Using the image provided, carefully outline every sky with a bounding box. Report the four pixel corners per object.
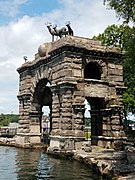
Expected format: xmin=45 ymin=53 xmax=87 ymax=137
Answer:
xmin=0 ymin=0 xmax=123 ymax=114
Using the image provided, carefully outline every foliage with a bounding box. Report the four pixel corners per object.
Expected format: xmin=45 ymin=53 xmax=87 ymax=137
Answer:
xmin=103 ymin=0 xmax=135 ymax=116
xmin=84 ymin=117 xmax=91 ymax=127
xmin=103 ymin=0 xmax=135 ymax=23
xmin=93 ymin=24 xmax=133 ymax=50
xmin=123 ymin=88 xmax=135 ymax=114
xmin=0 ymin=114 xmax=19 ymax=127
xmin=93 ymin=24 xmax=135 ymax=117
xmin=124 ymin=27 xmax=135 ymax=89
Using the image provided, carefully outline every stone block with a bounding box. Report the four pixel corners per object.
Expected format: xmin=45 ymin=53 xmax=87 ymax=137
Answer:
xmin=49 ymin=138 xmax=60 ymax=151
xmin=51 ymin=129 xmax=61 ymax=136
xmin=52 ymin=123 xmax=59 ymax=129
xmin=61 ymin=139 xmax=75 ymax=150
xmin=74 ymin=69 xmax=82 ymax=77
xmin=30 ymin=125 xmax=40 ymax=133
xmin=112 ymin=125 xmax=122 ymax=131
xmin=74 ymin=130 xmax=84 ymax=137
xmin=75 ymin=141 xmax=83 ymax=150
xmin=111 ymin=119 xmax=120 ymax=125
xmin=61 ymin=123 xmax=72 ymax=130
xmin=30 ymin=136 xmax=41 ymax=144
xmin=98 ymin=140 xmax=111 ymax=149
xmin=103 ymin=124 xmax=111 ymax=130
xmin=19 ymin=120 xmax=29 ymax=124
xmin=74 ymin=124 xmax=83 ymax=130
xmin=61 ymin=130 xmax=74 ymax=136
xmin=74 ymin=119 xmax=83 ymax=124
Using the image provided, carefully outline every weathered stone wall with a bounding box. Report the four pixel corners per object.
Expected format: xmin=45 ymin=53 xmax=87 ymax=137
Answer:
xmin=16 ymin=36 xmax=126 ymax=149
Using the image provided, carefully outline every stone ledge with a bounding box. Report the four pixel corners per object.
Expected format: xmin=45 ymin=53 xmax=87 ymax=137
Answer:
xmin=17 ymin=35 xmax=123 ymax=73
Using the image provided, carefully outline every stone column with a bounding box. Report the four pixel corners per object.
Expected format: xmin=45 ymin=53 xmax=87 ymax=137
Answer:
xmin=17 ymin=95 xmax=31 ymax=134
xmin=96 ymin=106 xmax=126 ymax=148
xmin=49 ymin=83 xmax=79 ymax=152
xmin=60 ymin=86 xmax=74 ymax=136
xmin=50 ymin=86 xmax=61 ymax=136
xmin=16 ymin=95 xmax=42 ymax=147
xmin=72 ymin=105 xmax=85 ymax=137
xmin=109 ymin=106 xmax=125 ymax=137
xmin=28 ymin=111 xmax=42 ymax=144
xmin=16 ymin=94 xmax=31 ymax=147
xmin=72 ymin=104 xmax=85 ymax=150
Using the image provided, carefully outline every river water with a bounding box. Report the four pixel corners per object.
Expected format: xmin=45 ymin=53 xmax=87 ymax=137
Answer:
xmin=0 ymin=146 xmax=102 ymax=180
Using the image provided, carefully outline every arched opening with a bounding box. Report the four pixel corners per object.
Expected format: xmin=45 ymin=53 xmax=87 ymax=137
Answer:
xmin=85 ymin=97 xmax=105 ymax=145
xmin=84 ymin=62 xmax=102 ymax=80
xmin=32 ymin=79 xmax=52 ymax=138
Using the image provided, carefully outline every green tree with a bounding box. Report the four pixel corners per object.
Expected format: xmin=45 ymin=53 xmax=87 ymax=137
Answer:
xmin=93 ymin=24 xmax=132 ymax=50
xmin=0 ymin=114 xmax=19 ymax=127
xmin=103 ymin=0 xmax=135 ymax=23
xmin=103 ymin=0 xmax=135 ymax=119
xmin=84 ymin=117 xmax=91 ymax=127
xmin=123 ymin=88 xmax=135 ymax=114
xmin=93 ymin=24 xmax=135 ymax=119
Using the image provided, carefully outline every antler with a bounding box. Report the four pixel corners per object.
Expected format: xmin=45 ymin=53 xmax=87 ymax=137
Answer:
xmin=45 ymin=22 xmax=52 ymax=26
xmin=52 ymin=24 xmax=57 ymax=28
xmin=65 ymin=21 xmax=71 ymax=25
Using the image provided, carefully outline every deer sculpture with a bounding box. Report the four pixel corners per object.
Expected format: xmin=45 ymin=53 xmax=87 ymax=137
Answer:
xmin=53 ymin=24 xmax=68 ymax=38
xmin=46 ymin=22 xmax=74 ymax=42
xmin=45 ymin=22 xmax=58 ymax=42
xmin=66 ymin=21 xmax=74 ymax=36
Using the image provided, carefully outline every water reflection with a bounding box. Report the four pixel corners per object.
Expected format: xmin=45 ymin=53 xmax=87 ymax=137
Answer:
xmin=36 ymin=153 xmax=54 ymax=179
xmin=0 ymin=146 xmax=18 ymax=180
xmin=0 ymin=146 xmax=101 ymax=180
xmin=16 ymin=148 xmax=41 ymax=180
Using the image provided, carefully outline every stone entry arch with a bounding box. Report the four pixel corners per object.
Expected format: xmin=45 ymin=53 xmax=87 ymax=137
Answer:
xmin=16 ymin=36 xmax=126 ymax=150
xmin=31 ymin=78 xmax=52 ymax=134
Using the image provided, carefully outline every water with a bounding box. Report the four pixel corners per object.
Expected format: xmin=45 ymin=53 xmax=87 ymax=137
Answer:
xmin=0 ymin=146 xmax=101 ymax=180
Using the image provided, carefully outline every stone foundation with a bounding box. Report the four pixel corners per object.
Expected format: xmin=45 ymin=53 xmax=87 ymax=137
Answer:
xmin=48 ymin=136 xmax=85 ymax=153
xmin=15 ymin=133 xmax=41 ymax=148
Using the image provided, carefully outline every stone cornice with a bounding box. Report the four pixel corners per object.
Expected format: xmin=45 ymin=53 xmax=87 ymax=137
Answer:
xmin=17 ymin=36 xmax=123 ymax=74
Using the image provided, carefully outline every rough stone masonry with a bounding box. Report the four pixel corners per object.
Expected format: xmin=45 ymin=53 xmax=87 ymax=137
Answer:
xmin=16 ymin=35 xmax=127 ymax=152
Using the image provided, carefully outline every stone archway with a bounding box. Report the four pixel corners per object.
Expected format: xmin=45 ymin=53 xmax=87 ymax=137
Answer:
xmin=31 ymin=78 xmax=52 ymax=135
xmin=16 ymin=36 xmax=126 ymax=150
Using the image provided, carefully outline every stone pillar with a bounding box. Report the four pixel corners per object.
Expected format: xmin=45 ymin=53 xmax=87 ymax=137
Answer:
xmin=16 ymin=95 xmax=42 ymax=147
xmin=96 ymin=106 xmax=126 ymax=148
xmin=49 ymin=83 xmax=85 ymax=152
xmin=17 ymin=95 xmax=31 ymax=134
xmin=28 ymin=111 xmax=42 ymax=144
xmin=50 ymin=87 xmax=61 ymax=136
xmin=109 ymin=106 xmax=125 ymax=137
xmin=72 ymin=104 xmax=85 ymax=150
xmin=16 ymin=94 xmax=31 ymax=147
xmin=60 ymin=86 xmax=73 ymax=136
xmin=49 ymin=83 xmax=74 ymax=151
xmin=72 ymin=105 xmax=85 ymax=137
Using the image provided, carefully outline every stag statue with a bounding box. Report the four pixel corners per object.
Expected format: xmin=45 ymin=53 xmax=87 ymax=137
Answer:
xmin=66 ymin=21 xmax=74 ymax=36
xmin=45 ymin=22 xmax=58 ymax=42
xmin=46 ymin=21 xmax=74 ymax=42
xmin=53 ymin=24 xmax=68 ymax=38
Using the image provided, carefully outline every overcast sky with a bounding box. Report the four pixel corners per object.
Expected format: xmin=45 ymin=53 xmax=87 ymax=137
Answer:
xmin=0 ymin=0 xmax=122 ymax=114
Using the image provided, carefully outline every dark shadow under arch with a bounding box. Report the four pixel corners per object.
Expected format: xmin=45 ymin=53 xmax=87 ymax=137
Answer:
xmin=32 ymin=78 xmax=52 ymax=135
xmin=84 ymin=62 xmax=102 ymax=80
xmin=85 ymin=97 xmax=105 ymax=145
